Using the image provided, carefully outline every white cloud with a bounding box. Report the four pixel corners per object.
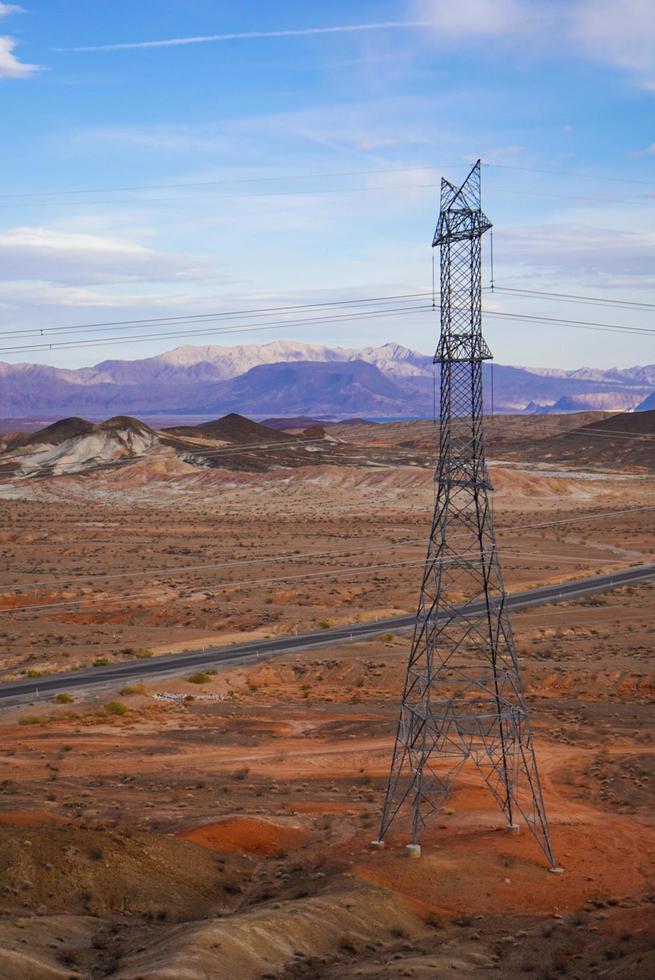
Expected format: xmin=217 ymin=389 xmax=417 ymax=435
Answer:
xmin=0 ymin=281 xmax=139 ymax=308
xmin=0 ymin=3 xmax=40 ymax=79
xmin=0 ymin=227 xmax=212 ymax=285
xmin=0 ymin=35 xmax=39 ymax=78
xmin=500 ymin=222 xmax=655 ymax=284
xmin=0 ymin=281 xmax=222 ymax=314
xmin=570 ymin=0 xmax=655 ymax=86
xmin=414 ymin=0 xmax=545 ymax=38
xmin=416 ymin=0 xmax=655 ymax=91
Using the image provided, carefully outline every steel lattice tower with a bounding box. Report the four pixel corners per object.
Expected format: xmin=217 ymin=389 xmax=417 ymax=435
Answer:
xmin=374 ymin=160 xmax=558 ymax=869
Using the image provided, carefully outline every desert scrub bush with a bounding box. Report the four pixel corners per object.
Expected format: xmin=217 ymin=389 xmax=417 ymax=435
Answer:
xmin=58 ymin=949 xmax=79 ymax=967
xmin=93 ymin=657 xmax=111 ymax=667
xmin=338 ymin=935 xmax=358 ymax=954
xmin=188 ymin=672 xmax=210 ymax=684
xmin=53 ymin=692 xmax=74 ymax=704
xmin=318 ymin=619 xmax=332 ymax=629
xmin=19 ymin=714 xmax=44 ymax=726
xmin=425 ymin=912 xmax=443 ymax=929
xmin=119 ymin=683 xmax=146 ymax=696
xmin=233 ymin=766 xmax=250 ymax=780
xmin=120 ymin=647 xmax=153 ymax=659
xmin=105 ymin=700 xmax=128 ymax=716
xmin=380 ymin=632 xmax=394 ymax=642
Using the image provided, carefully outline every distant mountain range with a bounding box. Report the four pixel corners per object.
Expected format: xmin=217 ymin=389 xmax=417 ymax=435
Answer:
xmin=1 ymin=341 xmax=654 ymax=419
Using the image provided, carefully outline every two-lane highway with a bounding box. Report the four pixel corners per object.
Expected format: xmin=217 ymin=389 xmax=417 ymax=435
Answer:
xmin=1 ymin=561 xmax=653 ymax=706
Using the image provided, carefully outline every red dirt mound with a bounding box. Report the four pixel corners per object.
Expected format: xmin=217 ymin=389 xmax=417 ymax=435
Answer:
xmin=180 ymin=815 xmax=307 ymax=856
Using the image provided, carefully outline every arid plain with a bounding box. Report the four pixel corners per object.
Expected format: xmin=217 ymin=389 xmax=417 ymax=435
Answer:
xmin=0 ymin=410 xmax=653 ymax=978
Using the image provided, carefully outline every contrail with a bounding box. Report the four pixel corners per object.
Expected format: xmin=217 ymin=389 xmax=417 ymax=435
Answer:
xmin=54 ymin=21 xmax=429 ymax=53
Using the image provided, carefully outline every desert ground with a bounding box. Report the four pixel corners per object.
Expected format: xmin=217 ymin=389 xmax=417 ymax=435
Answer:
xmin=0 ymin=410 xmax=653 ymax=977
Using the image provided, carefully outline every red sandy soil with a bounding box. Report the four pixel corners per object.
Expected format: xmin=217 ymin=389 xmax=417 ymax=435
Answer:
xmin=0 ymin=809 xmax=68 ymax=826
xmin=0 ymin=414 xmax=653 ymax=976
xmin=351 ymin=757 xmax=655 ymax=919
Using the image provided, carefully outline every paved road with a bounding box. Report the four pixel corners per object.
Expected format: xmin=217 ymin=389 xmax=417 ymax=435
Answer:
xmin=1 ymin=561 xmax=653 ymax=705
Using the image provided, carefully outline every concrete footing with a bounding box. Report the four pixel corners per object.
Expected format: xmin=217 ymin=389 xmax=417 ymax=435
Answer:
xmin=507 ymin=823 xmax=520 ymax=833
xmin=370 ymin=839 xmax=385 ymax=850
xmin=548 ymin=866 xmax=565 ymax=874
xmin=405 ymin=843 xmax=422 ymax=858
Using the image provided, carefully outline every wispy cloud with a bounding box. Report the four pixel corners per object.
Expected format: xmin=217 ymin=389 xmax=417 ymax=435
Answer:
xmin=65 ymin=95 xmax=444 ymax=163
xmin=570 ymin=0 xmax=655 ymax=90
xmin=55 ymin=3 xmax=655 ymax=93
xmin=0 ymin=227 xmax=211 ymax=285
xmin=54 ymin=21 xmax=429 ymax=53
xmin=415 ymin=0 xmax=655 ymax=92
xmin=626 ymin=142 xmax=655 ymax=159
xmin=414 ymin=0 xmax=546 ymax=39
xmin=500 ymin=221 xmax=655 ymax=285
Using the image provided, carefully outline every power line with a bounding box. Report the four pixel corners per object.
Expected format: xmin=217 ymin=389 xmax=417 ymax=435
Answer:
xmin=0 ymin=282 xmax=653 ymax=351
xmin=0 ymin=166 xmax=457 ymax=201
xmin=1 ymin=160 xmax=654 ymax=204
xmin=3 ymin=504 xmax=654 ymax=605
xmin=177 ymin=436 xmax=324 ymax=457
xmin=484 ymin=308 xmax=655 ymax=339
xmin=560 ymin=426 xmax=655 ymax=443
xmin=0 ymin=556 xmax=444 ymax=616
xmin=9 ymin=538 xmax=425 ymax=592
xmin=0 ymin=547 xmax=645 ymax=619
xmin=0 ymin=506 xmax=655 ymax=614
xmin=7 ymin=420 xmax=653 ymax=475
xmin=0 ymin=290 xmax=433 ymax=340
xmin=486 ymin=161 xmax=655 ymax=188
xmin=491 ymin=285 xmax=655 ymax=313
xmin=490 ymin=186 xmax=645 ymax=206
xmin=3 ymin=297 xmax=655 ymax=359
xmin=0 ymin=303 xmax=434 ymax=355
xmin=3 ymin=549 xmax=652 ymax=613
xmin=0 ymin=181 xmax=649 ymax=211
xmin=509 ymin=504 xmax=655 ymax=531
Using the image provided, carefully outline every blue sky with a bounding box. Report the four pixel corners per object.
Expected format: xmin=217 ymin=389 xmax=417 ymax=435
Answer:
xmin=1 ymin=0 xmax=654 ymax=370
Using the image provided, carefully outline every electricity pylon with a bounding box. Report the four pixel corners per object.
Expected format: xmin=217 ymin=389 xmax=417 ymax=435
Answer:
xmin=373 ymin=160 xmax=559 ymax=869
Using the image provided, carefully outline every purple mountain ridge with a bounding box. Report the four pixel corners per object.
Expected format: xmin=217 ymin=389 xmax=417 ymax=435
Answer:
xmin=0 ymin=341 xmax=652 ymax=419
